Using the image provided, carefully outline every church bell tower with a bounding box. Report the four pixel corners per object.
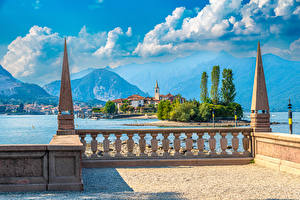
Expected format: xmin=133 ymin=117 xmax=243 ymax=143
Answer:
xmin=155 ymin=80 xmax=160 ymax=100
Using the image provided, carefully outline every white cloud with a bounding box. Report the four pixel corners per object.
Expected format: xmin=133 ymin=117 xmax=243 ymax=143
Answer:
xmin=1 ymin=25 xmax=133 ymax=84
xmin=2 ymin=0 xmax=300 ymax=85
xmin=134 ymin=0 xmax=300 ymax=58
xmin=275 ymin=0 xmax=294 ymax=16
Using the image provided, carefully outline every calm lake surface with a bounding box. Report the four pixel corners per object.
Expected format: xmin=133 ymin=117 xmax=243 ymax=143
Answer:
xmin=0 ymin=112 xmax=299 ymax=144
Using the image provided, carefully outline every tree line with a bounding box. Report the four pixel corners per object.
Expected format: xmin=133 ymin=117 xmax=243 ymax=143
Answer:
xmin=157 ymin=65 xmax=242 ymax=122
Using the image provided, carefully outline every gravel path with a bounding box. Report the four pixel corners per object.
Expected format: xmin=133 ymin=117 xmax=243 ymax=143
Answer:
xmin=0 ymin=164 xmax=299 ymax=200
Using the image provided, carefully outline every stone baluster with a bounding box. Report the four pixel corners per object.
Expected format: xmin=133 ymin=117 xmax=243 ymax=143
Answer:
xmin=79 ymin=134 xmax=87 ymax=158
xmin=185 ymin=132 xmax=193 ymax=157
xmin=127 ymin=133 xmax=135 ymax=157
xmin=220 ymin=132 xmax=228 ymax=155
xmin=139 ymin=133 xmax=146 ymax=157
xmin=232 ymin=132 xmax=239 ymax=156
xmin=197 ymin=132 xmax=205 ymax=156
xmin=115 ymin=133 xmax=122 ymax=157
xmin=103 ymin=133 xmax=110 ymax=157
xmin=174 ymin=133 xmax=181 ymax=157
xmin=242 ymin=132 xmax=250 ymax=156
xmin=208 ymin=132 xmax=216 ymax=155
xmin=91 ymin=133 xmax=98 ymax=158
xmin=162 ymin=133 xmax=170 ymax=157
xmin=151 ymin=133 xmax=158 ymax=157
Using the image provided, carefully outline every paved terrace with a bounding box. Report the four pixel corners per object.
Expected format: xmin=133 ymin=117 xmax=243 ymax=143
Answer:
xmin=1 ymin=164 xmax=300 ymax=200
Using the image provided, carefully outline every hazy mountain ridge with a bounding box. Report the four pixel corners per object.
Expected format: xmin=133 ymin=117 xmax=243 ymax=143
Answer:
xmin=114 ymin=52 xmax=300 ymax=111
xmin=44 ymin=68 xmax=147 ymax=102
xmin=0 ymin=65 xmax=56 ymax=104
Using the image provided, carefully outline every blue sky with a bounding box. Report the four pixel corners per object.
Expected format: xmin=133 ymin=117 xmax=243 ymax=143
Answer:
xmin=0 ymin=0 xmax=300 ymax=84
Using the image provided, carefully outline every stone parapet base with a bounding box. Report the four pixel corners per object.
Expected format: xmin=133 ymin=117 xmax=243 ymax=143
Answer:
xmin=255 ymin=154 xmax=300 ymax=176
xmin=82 ymin=157 xmax=253 ymax=168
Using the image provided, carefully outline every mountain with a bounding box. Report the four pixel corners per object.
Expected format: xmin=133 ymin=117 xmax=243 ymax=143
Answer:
xmin=44 ymin=68 xmax=147 ymax=102
xmin=114 ymin=52 xmax=300 ymax=111
xmin=0 ymin=65 xmax=56 ymax=104
xmin=71 ymin=68 xmax=96 ymax=80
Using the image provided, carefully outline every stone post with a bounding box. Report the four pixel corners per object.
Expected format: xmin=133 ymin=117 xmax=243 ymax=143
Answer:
xmin=57 ymin=39 xmax=75 ymax=135
xmin=250 ymin=42 xmax=271 ymax=132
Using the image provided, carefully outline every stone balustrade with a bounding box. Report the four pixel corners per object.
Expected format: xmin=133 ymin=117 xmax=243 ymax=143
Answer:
xmin=76 ymin=128 xmax=253 ymax=160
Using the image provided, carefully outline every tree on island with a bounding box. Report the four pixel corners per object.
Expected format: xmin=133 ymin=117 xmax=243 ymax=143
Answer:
xmin=104 ymin=101 xmax=117 ymax=114
xmin=200 ymin=72 xmax=209 ymax=103
xmin=221 ymin=68 xmax=236 ymax=105
xmin=210 ymin=65 xmax=220 ymax=104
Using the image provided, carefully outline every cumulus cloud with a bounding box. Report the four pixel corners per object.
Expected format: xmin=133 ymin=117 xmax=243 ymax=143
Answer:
xmin=1 ymin=0 xmax=300 ymax=85
xmin=1 ymin=25 xmax=133 ymax=84
xmin=134 ymin=0 xmax=300 ymax=58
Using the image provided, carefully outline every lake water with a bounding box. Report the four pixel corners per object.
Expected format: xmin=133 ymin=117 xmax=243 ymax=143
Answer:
xmin=0 ymin=112 xmax=299 ymax=144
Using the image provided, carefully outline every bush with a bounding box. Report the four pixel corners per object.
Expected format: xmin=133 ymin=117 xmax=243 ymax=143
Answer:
xmin=198 ymin=103 xmax=211 ymax=122
xmin=170 ymin=101 xmax=199 ymax=122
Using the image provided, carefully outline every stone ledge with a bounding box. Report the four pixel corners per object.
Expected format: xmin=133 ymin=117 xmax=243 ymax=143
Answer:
xmin=255 ymin=154 xmax=300 ymax=176
xmin=0 ymin=184 xmax=47 ymax=192
xmin=253 ymin=132 xmax=300 ymax=143
xmin=82 ymin=157 xmax=253 ymax=168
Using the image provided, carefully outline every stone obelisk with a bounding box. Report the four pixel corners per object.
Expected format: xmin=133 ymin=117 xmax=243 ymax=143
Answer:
xmin=250 ymin=41 xmax=271 ymax=132
xmin=57 ymin=38 xmax=75 ymax=135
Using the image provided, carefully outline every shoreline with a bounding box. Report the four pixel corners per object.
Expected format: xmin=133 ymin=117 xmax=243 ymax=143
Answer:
xmin=124 ymin=120 xmax=251 ymax=127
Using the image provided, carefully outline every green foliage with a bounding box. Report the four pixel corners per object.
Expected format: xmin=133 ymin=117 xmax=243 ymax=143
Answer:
xmin=221 ymin=68 xmax=236 ymax=105
xmin=210 ymin=65 xmax=220 ymax=104
xmin=104 ymin=101 xmax=117 ymax=114
xmin=17 ymin=103 xmax=24 ymax=113
xmin=157 ymin=100 xmax=172 ymax=120
xmin=198 ymin=103 xmax=212 ymax=122
xmin=92 ymin=107 xmax=103 ymax=113
xmin=200 ymin=72 xmax=209 ymax=103
xmin=120 ymin=103 xmax=130 ymax=113
xmin=170 ymin=101 xmax=200 ymax=122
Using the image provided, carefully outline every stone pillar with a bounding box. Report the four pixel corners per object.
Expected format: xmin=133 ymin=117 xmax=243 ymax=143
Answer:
xmin=57 ymin=39 xmax=75 ymax=135
xmin=250 ymin=42 xmax=271 ymax=132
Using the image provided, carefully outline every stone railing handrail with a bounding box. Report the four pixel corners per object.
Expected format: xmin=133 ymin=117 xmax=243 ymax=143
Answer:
xmin=76 ymin=127 xmax=253 ymax=134
xmin=253 ymin=132 xmax=300 ymax=144
xmin=76 ymin=127 xmax=253 ymax=160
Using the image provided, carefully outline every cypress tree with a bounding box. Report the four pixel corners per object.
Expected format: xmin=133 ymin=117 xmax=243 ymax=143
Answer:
xmin=221 ymin=68 xmax=236 ymax=105
xmin=210 ymin=65 xmax=220 ymax=104
xmin=200 ymin=72 xmax=208 ymax=103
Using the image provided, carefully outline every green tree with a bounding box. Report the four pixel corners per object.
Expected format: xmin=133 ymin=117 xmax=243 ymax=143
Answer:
xmin=17 ymin=103 xmax=24 ymax=113
xmin=120 ymin=103 xmax=129 ymax=113
xmin=104 ymin=101 xmax=117 ymax=114
xmin=157 ymin=100 xmax=172 ymax=120
xmin=198 ymin=103 xmax=211 ymax=122
xmin=210 ymin=65 xmax=220 ymax=104
xmin=200 ymin=72 xmax=209 ymax=103
xmin=221 ymin=68 xmax=236 ymax=105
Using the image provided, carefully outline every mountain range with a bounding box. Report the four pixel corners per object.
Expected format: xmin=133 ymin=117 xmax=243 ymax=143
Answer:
xmin=0 ymin=65 xmax=56 ymax=104
xmin=43 ymin=68 xmax=147 ymax=102
xmin=113 ymin=52 xmax=300 ymax=111
xmin=1 ymin=50 xmax=299 ymax=112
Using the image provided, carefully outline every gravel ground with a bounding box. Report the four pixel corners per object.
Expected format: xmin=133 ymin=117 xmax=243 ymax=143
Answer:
xmin=0 ymin=164 xmax=299 ymax=200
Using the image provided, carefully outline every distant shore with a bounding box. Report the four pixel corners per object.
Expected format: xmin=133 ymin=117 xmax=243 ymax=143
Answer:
xmin=124 ymin=119 xmax=251 ymax=127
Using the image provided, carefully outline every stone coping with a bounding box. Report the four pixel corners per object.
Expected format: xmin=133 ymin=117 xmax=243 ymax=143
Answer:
xmin=0 ymin=135 xmax=83 ymax=151
xmin=253 ymin=132 xmax=300 ymax=143
xmin=75 ymin=127 xmax=253 ymax=134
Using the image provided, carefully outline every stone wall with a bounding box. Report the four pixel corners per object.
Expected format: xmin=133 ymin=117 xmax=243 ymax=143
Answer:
xmin=0 ymin=135 xmax=83 ymax=192
xmin=253 ymin=132 xmax=300 ymax=175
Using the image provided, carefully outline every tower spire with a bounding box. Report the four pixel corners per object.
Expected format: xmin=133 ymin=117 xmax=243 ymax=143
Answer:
xmin=57 ymin=38 xmax=75 ymax=134
xmin=250 ymin=41 xmax=271 ymax=132
xmin=155 ymin=80 xmax=160 ymax=100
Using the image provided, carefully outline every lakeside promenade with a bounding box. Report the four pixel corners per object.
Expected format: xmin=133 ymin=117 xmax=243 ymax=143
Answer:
xmin=2 ymin=165 xmax=300 ymax=200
